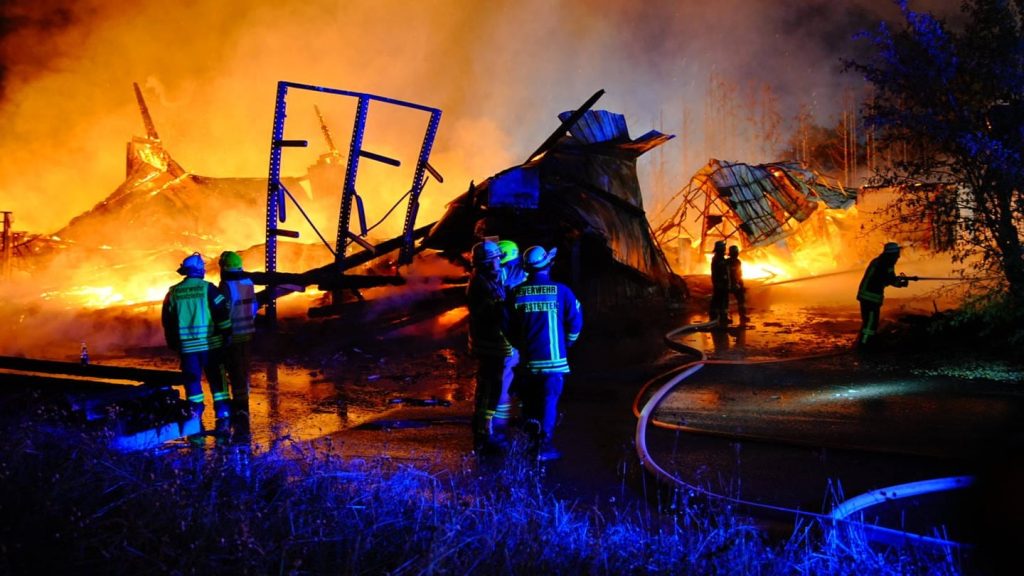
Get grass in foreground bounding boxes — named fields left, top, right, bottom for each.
left=0, top=413, right=967, bottom=575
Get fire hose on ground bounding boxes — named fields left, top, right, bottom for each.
left=630, top=321, right=973, bottom=552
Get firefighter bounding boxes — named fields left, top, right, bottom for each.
left=856, top=242, right=909, bottom=351
left=726, top=244, right=749, bottom=324
left=467, top=240, right=517, bottom=453
left=496, top=239, right=525, bottom=434
left=709, top=240, right=730, bottom=326
left=162, top=252, right=233, bottom=422
left=218, top=250, right=258, bottom=421
left=503, top=245, right=583, bottom=462
left=497, top=239, right=527, bottom=290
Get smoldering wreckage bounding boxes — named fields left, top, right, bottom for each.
left=1, top=82, right=927, bottom=447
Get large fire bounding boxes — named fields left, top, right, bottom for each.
left=679, top=204, right=868, bottom=284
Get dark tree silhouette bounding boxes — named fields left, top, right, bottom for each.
left=845, top=0, right=1024, bottom=303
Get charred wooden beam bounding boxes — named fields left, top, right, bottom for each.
left=525, top=89, right=605, bottom=163
left=0, top=356, right=185, bottom=387
left=307, top=284, right=466, bottom=320
left=225, top=221, right=438, bottom=289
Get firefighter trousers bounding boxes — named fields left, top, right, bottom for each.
left=518, top=371, right=564, bottom=444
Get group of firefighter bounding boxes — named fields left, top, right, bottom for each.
left=708, top=240, right=750, bottom=327
left=161, top=235, right=904, bottom=452
left=707, top=237, right=912, bottom=351
left=163, top=240, right=583, bottom=461
left=466, top=239, right=583, bottom=462
left=161, top=251, right=257, bottom=432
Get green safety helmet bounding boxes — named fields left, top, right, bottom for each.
left=219, top=250, right=243, bottom=271
left=496, top=240, right=519, bottom=264
left=177, top=252, right=205, bottom=277
left=522, top=245, right=557, bottom=272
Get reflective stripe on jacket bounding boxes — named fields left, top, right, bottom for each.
left=162, top=278, right=232, bottom=353
left=503, top=272, right=583, bottom=374
left=220, top=278, right=257, bottom=342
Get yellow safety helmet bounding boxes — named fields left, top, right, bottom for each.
left=496, top=240, right=519, bottom=264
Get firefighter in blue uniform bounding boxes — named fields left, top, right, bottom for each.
left=856, top=242, right=909, bottom=350
left=503, top=245, right=583, bottom=461
left=218, top=251, right=258, bottom=420
left=467, top=240, right=518, bottom=453
left=162, top=252, right=233, bottom=422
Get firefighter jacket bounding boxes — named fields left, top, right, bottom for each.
left=162, top=277, right=232, bottom=354
left=857, top=254, right=900, bottom=304
left=710, top=253, right=729, bottom=294
left=726, top=256, right=744, bottom=291
left=467, top=272, right=514, bottom=359
left=219, top=277, right=257, bottom=342
left=503, top=271, right=583, bottom=374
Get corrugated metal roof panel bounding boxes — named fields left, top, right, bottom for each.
left=557, top=109, right=630, bottom=144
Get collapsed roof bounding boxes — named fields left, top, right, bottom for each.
left=654, top=159, right=856, bottom=253
left=424, top=100, right=688, bottom=314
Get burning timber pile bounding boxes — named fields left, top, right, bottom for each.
left=1, top=85, right=691, bottom=358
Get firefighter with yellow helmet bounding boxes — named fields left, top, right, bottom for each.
left=497, top=239, right=526, bottom=290
left=161, top=252, right=233, bottom=422
left=218, top=250, right=258, bottom=421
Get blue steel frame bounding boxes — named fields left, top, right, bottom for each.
left=263, top=81, right=442, bottom=326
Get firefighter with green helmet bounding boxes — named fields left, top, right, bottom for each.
left=161, top=252, right=233, bottom=422
left=218, top=250, right=258, bottom=421
left=497, top=239, right=526, bottom=290
left=466, top=239, right=519, bottom=453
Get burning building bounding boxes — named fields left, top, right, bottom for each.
left=654, top=159, right=865, bottom=280
left=423, top=91, right=688, bottom=323
left=3, top=83, right=333, bottom=308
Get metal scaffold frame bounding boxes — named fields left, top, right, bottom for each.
left=263, top=81, right=442, bottom=325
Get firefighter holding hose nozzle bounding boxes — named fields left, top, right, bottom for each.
left=855, top=242, right=914, bottom=351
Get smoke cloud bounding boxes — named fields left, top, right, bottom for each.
left=0, top=0, right=960, bottom=233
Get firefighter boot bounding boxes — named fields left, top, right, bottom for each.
left=536, top=442, right=562, bottom=463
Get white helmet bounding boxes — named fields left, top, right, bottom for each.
left=471, top=240, right=502, bottom=265
left=522, top=246, right=557, bottom=272
left=176, top=252, right=205, bottom=277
